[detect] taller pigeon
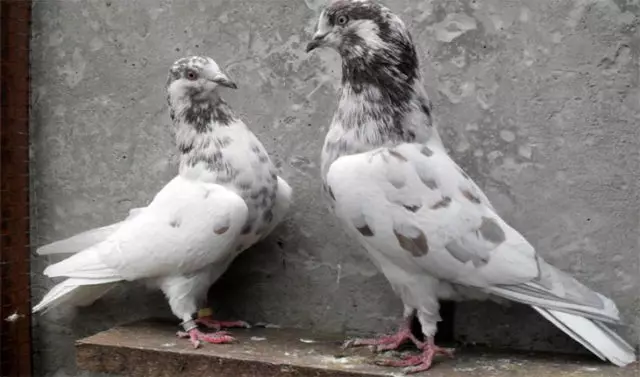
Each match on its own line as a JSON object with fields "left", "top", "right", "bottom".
{"left": 306, "top": 0, "right": 635, "bottom": 372}
{"left": 33, "top": 56, "right": 292, "bottom": 348}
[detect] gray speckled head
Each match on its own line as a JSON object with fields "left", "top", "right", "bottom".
{"left": 166, "top": 56, "right": 236, "bottom": 92}
{"left": 166, "top": 56, "right": 238, "bottom": 130}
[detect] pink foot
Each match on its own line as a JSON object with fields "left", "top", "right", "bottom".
{"left": 375, "top": 338, "right": 455, "bottom": 373}
{"left": 343, "top": 326, "right": 417, "bottom": 352}
{"left": 196, "top": 316, "right": 251, "bottom": 331}
{"left": 176, "top": 328, "right": 235, "bottom": 348}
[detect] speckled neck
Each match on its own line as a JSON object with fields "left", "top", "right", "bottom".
{"left": 320, "top": 79, "right": 435, "bottom": 175}
{"left": 169, "top": 93, "right": 237, "bottom": 134}
{"left": 167, "top": 93, "right": 244, "bottom": 182}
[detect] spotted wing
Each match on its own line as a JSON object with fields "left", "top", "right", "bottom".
{"left": 326, "top": 142, "right": 619, "bottom": 322}
{"left": 326, "top": 143, "right": 535, "bottom": 284}
{"left": 44, "top": 175, "right": 249, "bottom": 281}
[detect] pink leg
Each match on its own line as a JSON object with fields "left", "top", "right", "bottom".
{"left": 343, "top": 319, "right": 419, "bottom": 352}
{"left": 176, "top": 328, "right": 235, "bottom": 348}
{"left": 193, "top": 308, "right": 251, "bottom": 331}
{"left": 375, "top": 337, "right": 455, "bottom": 373}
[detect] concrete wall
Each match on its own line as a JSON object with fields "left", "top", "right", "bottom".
{"left": 31, "top": 0, "right": 639, "bottom": 375}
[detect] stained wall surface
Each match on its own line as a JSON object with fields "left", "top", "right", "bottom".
{"left": 30, "top": 0, "right": 639, "bottom": 375}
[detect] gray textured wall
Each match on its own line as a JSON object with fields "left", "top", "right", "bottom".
{"left": 30, "top": 0, "right": 639, "bottom": 375}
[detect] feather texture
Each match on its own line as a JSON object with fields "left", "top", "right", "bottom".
{"left": 33, "top": 57, "right": 293, "bottom": 336}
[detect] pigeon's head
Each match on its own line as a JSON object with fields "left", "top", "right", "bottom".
{"left": 166, "top": 56, "right": 237, "bottom": 102}
{"left": 305, "top": 0, "right": 413, "bottom": 61}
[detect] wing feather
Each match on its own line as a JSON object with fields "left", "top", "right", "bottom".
{"left": 44, "top": 175, "right": 248, "bottom": 282}
{"left": 326, "top": 142, "right": 620, "bottom": 323}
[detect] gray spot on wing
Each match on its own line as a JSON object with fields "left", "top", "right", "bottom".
{"left": 420, "top": 176, "right": 438, "bottom": 190}
{"left": 445, "top": 240, "right": 489, "bottom": 267}
{"left": 402, "top": 204, "right": 421, "bottom": 212}
{"left": 413, "top": 156, "right": 437, "bottom": 189}
{"left": 386, "top": 190, "right": 422, "bottom": 213}
{"left": 414, "top": 160, "right": 438, "bottom": 189}
{"left": 388, "top": 149, "right": 408, "bottom": 162}
{"left": 352, "top": 213, "right": 374, "bottom": 237}
{"left": 214, "top": 215, "right": 231, "bottom": 235}
{"left": 431, "top": 196, "right": 451, "bottom": 209}
{"left": 214, "top": 225, "right": 230, "bottom": 235}
{"left": 393, "top": 224, "right": 429, "bottom": 257}
{"left": 388, "top": 173, "right": 406, "bottom": 189}
{"left": 357, "top": 225, "right": 374, "bottom": 236}
{"left": 169, "top": 218, "right": 181, "bottom": 228}
{"left": 478, "top": 217, "right": 505, "bottom": 244}
{"left": 461, "top": 189, "right": 481, "bottom": 204}
{"left": 420, "top": 145, "right": 433, "bottom": 157}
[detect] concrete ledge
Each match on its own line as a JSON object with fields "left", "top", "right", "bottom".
{"left": 76, "top": 319, "right": 638, "bottom": 377}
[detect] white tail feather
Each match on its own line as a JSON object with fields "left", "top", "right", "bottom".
{"left": 32, "top": 279, "right": 120, "bottom": 313}
{"left": 43, "top": 246, "right": 121, "bottom": 280}
{"left": 533, "top": 306, "right": 636, "bottom": 367}
{"left": 34, "top": 242, "right": 125, "bottom": 313}
{"left": 37, "top": 208, "right": 144, "bottom": 255}
{"left": 490, "top": 285, "right": 622, "bottom": 325}
{"left": 37, "top": 223, "right": 121, "bottom": 255}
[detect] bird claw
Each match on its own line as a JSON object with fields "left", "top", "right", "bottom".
{"left": 342, "top": 329, "right": 412, "bottom": 352}
{"left": 176, "top": 329, "right": 235, "bottom": 348}
{"left": 374, "top": 341, "right": 455, "bottom": 373}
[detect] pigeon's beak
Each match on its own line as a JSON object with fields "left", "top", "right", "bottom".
{"left": 306, "top": 33, "right": 327, "bottom": 53}
{"left": 210, "top": 73, "right": 237, "bottom": 89}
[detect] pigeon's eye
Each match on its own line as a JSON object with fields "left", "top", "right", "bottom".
{"left": 336, "top": 15, "right": 349, "bottom": 25}
{"left": 186, "top": 70, "right": 198, "bottom": 81}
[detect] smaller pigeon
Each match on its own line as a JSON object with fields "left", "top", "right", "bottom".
{"left": 306, "top": 0, "right": 636, "bottom": 372}
{"left": 33, "top": 56, "right": 293, "bottom": 348}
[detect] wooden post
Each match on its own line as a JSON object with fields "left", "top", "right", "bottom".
{"left": 1, "top": 0, "right": 33, "bottom": 376}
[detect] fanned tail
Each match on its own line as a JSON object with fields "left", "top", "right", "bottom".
{"left": 489, "top": 257, "right": 637, "bottom": 367}
{"left": 533, "top": 307, "right": 636, "bottom": 367}
{"left": 37, "top": 223, "right": 121, "bottom": 255}
{"left": 33, "top": 244, "right": 124, "bottom": 313}
{"left": 37, "top": 208, "right": 143, "bottom": 255}
{"left": 32, "top": 279, "right": 120, "bottom": 313}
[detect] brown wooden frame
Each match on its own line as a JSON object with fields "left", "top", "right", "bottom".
{"left": 1, "top": 0, "right": 33, "bottom": 376}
